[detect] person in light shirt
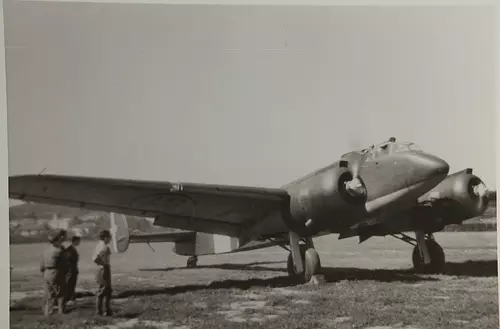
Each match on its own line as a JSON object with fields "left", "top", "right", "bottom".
{"left": 92, "top": 230, "right": 113, "bottom": 316}
{"left": 40, "top": 229, "right": 68, "bottom": 316}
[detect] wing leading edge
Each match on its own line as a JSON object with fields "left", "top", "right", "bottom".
{"left": 9, "top": 174, "right": 290, "bottom": 238}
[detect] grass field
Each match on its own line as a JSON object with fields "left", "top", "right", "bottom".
{"left": 9, "top": 232, "right": 499, "bottom": 329}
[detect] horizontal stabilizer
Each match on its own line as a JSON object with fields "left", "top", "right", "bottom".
{"left": 229, "top": 238, "right": 289, "bottom": 254}
{"left": 110, "top": 212, "right": 288, "bottom": 256}
{"left": 129, "top": 231, "right": 197, "bottom": 244}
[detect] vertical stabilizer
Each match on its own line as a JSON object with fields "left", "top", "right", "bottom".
{"left": 110, "top": 212, "right": 130, "bottom": 253}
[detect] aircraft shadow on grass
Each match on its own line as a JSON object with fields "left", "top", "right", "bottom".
{"left": 9, "top": 260, "right": 497, "bottom": 313}
{"left": 441, "top": 259, "right": 498, "bottom": 277}
{"left": 137, "top": 260, "right": 286, "bottom": 273}
{"left": 109, "top": 259, "right": 497, "bottom": 299}
{"left": 105, "top": 271, "right": 431, "bottom": 300}
{"left": 138, "top": 259, "right": 498, "bottom": 277}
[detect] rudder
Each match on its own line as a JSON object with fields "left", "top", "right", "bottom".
{"left": 110, "top": 212, "right": 130, "bottom": 253}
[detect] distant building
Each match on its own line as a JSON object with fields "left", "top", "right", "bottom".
{"left": 80, "top": 213, "right": 100, "bottom": 221}
{"left": 19, "top": 223, "right": 46, "bottom": 237}
{"left": 11, "top": 218, "right": 48, "bottom": 227}
{"left": 48, "top": 213, "right": 71, "bottom": 230}
{"left": 9, "top": 220, "right": 22, "bottom": 229}
{"left": 70, "top": 222, "right": 96, "bottom": 237}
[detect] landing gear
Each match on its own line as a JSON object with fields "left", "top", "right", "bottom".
{"left": 186, "top": 256, "right": 198, "bottom": 268}
{"left": 392, "top": 232, "right": 445, "bottom": 274}
{"left": 285, "top": 232, "right": 321, "bottom": 284}
{"left": 412, "top": 232, "right": 445, "bottom": 273}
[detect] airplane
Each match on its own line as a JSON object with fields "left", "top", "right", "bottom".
{"left": 8, "top": 137, "right": 491, "bottom": 283}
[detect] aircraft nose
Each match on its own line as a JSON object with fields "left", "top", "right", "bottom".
{"left": 409, "top": 152, "right": 450, "bottom": 178}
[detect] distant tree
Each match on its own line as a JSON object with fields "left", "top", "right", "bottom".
{"left": 9, "top": 210, "right": 18, "bottom": 220}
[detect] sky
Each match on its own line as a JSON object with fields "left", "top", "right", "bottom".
{"left": 4, "top": 3, "right": 497, "bottom": 195}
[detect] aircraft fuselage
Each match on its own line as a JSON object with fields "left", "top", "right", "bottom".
{"left": 280, "top": 140, "right": 450, "bottom": 237}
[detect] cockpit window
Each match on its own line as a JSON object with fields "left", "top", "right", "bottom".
{"left": 366, "top": 142, "right": 423, "bottom": 158}
{"left": 407, "top": 143, "right": 423, "bottom": 152}
{"left": 391, "top": 142, "right": 423, "bottom": 153}
{"left": 391, "top": 143, "right": 409, "bottom": 153}
{"left": 341, "top": 140, "right": 423, "bottom": 160}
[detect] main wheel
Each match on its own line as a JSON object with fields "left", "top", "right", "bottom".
{"left": 412, "top": 239, "right": 445, "bottom": 274}
{"left": 287, "top": 245, "right": 321, "bottom": 284}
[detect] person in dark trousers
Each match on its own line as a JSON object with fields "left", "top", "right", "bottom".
{"left": 92, "top": 230, "right": 113, "bottom": 316}
{"left": 58, "top": 230, "right": 69, "bottom": 306}
{"left": 64, "top": 235, "right": 81, "bottom": 304}
{"left": 40, "top": 229, "right": 67, "bottom": 316}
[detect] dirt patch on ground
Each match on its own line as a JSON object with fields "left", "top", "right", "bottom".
{"left": 10, "top": 290, "right": 44, "bottom": 302}
{"left": 319, "top": 316, "right": 353, "bottom": 326}
{"left": 233, "top": 292, "right": 267, "bottom": 300}
{"left": 365, "top": 324, "right": 420, "bottom": 329}
{"left": 270, "top": 288, "right": 315, "bottom": 296}
{"left": 217, "top": 300, "right": 267, "bottom": 323}
{"left": 216, "top": 299, "right": 291, "bottom": 323}
{"left": 94, "top": 318, "right": 189, "bottom": 329}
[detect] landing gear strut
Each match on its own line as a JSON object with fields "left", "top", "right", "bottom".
{"left": 186, "top": 256, "right": 198, "bottom": 268}
{"left": 412, "top": 232, "right": 445, "bottom": 273}
{"left": 392, "top": 231, "right": 445, "bottom": 274}
{"left": 285, "top": 232, "right": 321, "bottom": 283}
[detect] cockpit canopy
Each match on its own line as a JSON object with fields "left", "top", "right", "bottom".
{"left": 341, "top": 138, "right": 423, "bottom": 160}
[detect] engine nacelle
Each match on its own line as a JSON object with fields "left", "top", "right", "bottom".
{"left": 285, "top": 165, "right": 366, "bottom": 235}
{"left": 418, "top": 168, "right": 490, "bottom": 224}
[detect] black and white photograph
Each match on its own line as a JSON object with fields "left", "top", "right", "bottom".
{"left": 4, "top": 1, "right": 498, "bottom": 328}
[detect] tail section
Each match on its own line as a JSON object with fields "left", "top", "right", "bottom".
{"left": 109, "top": 213, "right": 283, "bottom": 256}
{"left": 174, "top": 233, "right": 240, "bottom": 256}
{"left": 174, "top": 233, "right": 286, "bottom": 255}
{"left": 110, "top": 212, "right": 131, "bottom": 253}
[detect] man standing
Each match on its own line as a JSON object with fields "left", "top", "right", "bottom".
{"left": 92, "top": 230, "right": 113, "bottom": 316}
{"left": 40, "top": 229, "right": 67, "bottom": 316}
{"left": 64, "top": 236, "right": 81, "bottom": 304}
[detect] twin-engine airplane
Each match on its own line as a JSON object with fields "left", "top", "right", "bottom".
{"left": 9, "top": 138, "right": 490, "bottom": 283}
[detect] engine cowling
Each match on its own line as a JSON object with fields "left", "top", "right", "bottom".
{"left": 285, "top": 164, "right": 367, "bottom": 235}
{"left": 418, "top": 169, "right": 490, "bottom": 224}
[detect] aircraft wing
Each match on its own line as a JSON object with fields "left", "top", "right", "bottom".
{"left": 9, "top": 174, "right": 290, "bottom": 238}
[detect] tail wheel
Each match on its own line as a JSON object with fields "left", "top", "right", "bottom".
{"left": 412, "top": 239, "right": 445, "bottom": 274}
{"left": 287, "top": 245, "right": 321, "bottom": 284}
{"left": 186, "top": 256, "right": 198, "bottom": 268}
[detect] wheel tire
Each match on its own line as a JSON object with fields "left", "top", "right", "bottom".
{"left": 412, "top": 239, "right": 445, "bottom": 274}
{"left": 287, "top": 246, "right": 321, "bottom": 284}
